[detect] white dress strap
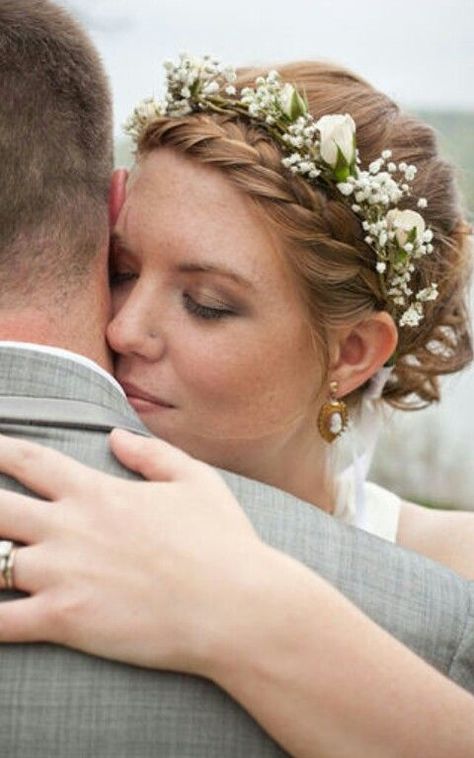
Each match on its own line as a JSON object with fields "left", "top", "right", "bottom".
{"left": 334, "top": 470, "right": 401, "bottom": 543}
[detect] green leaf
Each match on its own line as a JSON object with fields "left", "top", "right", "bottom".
{"left": 407, "top": 227, "right": 418, "bottom": 244}
{"left": 333, "top": 145, "right": 350, "bottom": 182}
{"left": 291, "top": 90, "right": 308, "bottom": 119}
{"left": 395, "top": 249, "right": 408, "bottom": 265}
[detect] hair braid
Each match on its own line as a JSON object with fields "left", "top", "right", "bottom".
{"left": 137, "top": 62, "right": 472, "bottom": 409}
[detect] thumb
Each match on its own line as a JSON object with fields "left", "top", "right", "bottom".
{"left": 109, "top": 429, "right": 198, "bottom": 481}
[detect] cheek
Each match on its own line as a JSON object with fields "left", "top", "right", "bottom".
{"left": 175, "top": 324, "right": 319, "bottom": 434}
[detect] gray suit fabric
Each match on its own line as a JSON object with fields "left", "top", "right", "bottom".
{"left": 0, "top": 347, "right": 472, "bottom": 757}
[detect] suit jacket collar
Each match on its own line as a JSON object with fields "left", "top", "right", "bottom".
{"left": 0, "top": 345, "right": 137, "bottom": 422}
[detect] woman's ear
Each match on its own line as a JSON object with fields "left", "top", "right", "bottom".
{"left": 330, "top": 312, "right": 398, "bottom": 396}
{"left": 108, "top": 168, "right": 129, "bottom": 230}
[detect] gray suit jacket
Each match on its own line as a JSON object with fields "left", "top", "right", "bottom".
{"left": 0, "top": 347, "right": 472, "bottom": 758}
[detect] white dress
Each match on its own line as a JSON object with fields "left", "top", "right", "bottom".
{"left": 334, "top": 470, "right": 402, "bottom": 543}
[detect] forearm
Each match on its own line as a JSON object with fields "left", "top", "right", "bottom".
{"left": 205, "top": 545, "right": 474, "bottom": 758}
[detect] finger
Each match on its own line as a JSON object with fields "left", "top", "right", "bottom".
{"left": 8, "top": 545, "right": 52, "bottom": 594}
{"left": 0, "top": 434, "right": 103, "bottom": 499}
{"left": 0, "top": 490, "right": 53, "bottom": 543}
{"left": 110, "top": 429, "right": 200, "bottom": 482}
{"left": 0, "top": 595, "right": 50, "bottom": 643}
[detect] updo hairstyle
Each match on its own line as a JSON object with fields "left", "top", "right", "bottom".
{"left": 135, "top": 60, "right": 472, "bottom": 410}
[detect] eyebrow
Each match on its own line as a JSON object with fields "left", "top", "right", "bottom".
{"left": 111, "top": 231, "right": 255, "bottom": 291}
{"left": 177, "top": 263, "right": 255, "bottom": 291}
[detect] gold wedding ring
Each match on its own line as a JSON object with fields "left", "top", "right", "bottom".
{"left": 0, "top": 540, "right": 18, "bottom": 590}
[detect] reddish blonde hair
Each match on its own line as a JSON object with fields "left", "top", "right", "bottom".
{"left": 136, "top": 60, "right": 472, "bottom": 409}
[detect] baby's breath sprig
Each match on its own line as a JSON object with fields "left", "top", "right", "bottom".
{"left": 124, "top": 53, "right": 437, "bottom": 328}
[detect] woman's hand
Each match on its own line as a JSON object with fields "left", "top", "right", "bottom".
{"left": 0, "top": 430, "right": 265, "bottom": 674}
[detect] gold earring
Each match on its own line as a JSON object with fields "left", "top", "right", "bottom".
{"left": 317, "top": 380, "right": 348, "bottom": 443}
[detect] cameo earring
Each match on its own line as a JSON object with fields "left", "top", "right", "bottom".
{"left": 317, "top": 381, "right": 348, "bottom": 443}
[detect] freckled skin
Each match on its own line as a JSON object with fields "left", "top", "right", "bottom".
{"left": 107, "top": 148, "right": 330, "bottom": 501}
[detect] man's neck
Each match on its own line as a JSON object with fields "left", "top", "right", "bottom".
{"left": 0, "top": 308, "right": 112, "bottom": 373}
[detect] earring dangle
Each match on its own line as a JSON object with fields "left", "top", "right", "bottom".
{"left": 317, "top": 381, "right": 348, "bottom": 443}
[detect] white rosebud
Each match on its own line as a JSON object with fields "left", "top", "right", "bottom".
{"left": 279, "top": 83, "right": 307, "bottom": 120}
{"left": 422, "top": 229, "right": 433, "bottom": 243}
{"left": 351, "top": 204, "right": 361, "bottom": 212}
{"left": 386, "top": 209, "right": 426, "bottom": 247}
{"left": 376, "top": 261, "right": 387, "bottom": 273}
{"left": 417, "top": 197, "right": 428, "bottom": 209}
{"left": 382, "top": 149, "right": 392, "bottom": 160}
{"left": 315, "top": 113, "right": 356, "bottom": 170}
{"left": 388, "top": 162, "right": 397, "bottom": 173}
{"left": 225, "top": 85, "right": 237, "bottom": 96}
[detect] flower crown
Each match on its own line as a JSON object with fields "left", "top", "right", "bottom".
{"left": 125, "top": 54, "right": 438, "bottom": 328}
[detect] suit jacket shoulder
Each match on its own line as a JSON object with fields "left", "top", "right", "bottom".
{"left": 0, "top": 347, "right": 472, "bottom": 757}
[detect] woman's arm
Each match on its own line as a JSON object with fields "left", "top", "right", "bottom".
{"left": 0, "top": 430, "right": 472, "bottom": 758}
{"left": 398, "top": 500, "right": 474, "bottom": 580}
{"left": 209, "top": 543, "right": 474, "bottom": 758}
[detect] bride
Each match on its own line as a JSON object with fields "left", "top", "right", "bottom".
{"left": 0, "top": 55, "right": 473, "bottom": 756}
{"left": 107, "top": 55, "right": 473, "bottom": 564}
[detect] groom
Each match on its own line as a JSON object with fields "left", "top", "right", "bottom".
{"left": 0, "top": 1, "right": 472, "bottom": 756}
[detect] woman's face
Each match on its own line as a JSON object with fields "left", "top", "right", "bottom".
{"left": 107, "top": 148, "right": 324, "bottom": 470}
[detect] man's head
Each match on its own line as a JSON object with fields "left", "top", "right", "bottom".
{"left": 0, "top": 0, "right": 114, "bottom": 361}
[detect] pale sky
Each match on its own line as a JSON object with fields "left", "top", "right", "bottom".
{"left": 61, "top": 0, "right": 473, "bottom": 135}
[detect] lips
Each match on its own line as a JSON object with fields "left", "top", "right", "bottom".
{"left": 120, "top": 381, "right": 175, "bottom": 409}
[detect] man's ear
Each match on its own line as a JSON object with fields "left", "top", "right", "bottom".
{"left": 109, "top": 168, "right": 128, "bottom": 229}
{"left": 330, "top": 312, "right": 398, "bottom": 397}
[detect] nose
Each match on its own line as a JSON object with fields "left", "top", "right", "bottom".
{"left": 107, "top": 290, "right": 166, "bottom": 362}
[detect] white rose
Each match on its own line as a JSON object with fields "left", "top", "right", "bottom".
{"left": 279, "top": 83, "right": 307, "bottom": 120}
{"left": 315, "top": 114, "right": 356, "bottom": 169}
{"left": 386, "top": 209, "right": 425, "bottom": 247}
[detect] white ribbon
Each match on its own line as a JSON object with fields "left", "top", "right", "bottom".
{"left": 344, "top": 366, "right": 394, "bottom": 529}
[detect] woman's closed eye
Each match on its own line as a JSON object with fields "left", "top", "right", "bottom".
{"left": 183, "top": 293, "right": 236, "bottom": 320}
{"left": 109, "top": 269, "right": 138, "bottom": 287}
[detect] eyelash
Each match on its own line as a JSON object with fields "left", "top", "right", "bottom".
{"left": 109, "top": 270, "right": 136, "bottom": 286}
{"left": 183, "top": 293, "right": 235, "bottom": 321}
{"left": 109, "top": 272, "right": 235, "bottom": 321}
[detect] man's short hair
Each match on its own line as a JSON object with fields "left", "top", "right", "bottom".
{"left": 0, "top": 0, "right": 113, "bottom": 302}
